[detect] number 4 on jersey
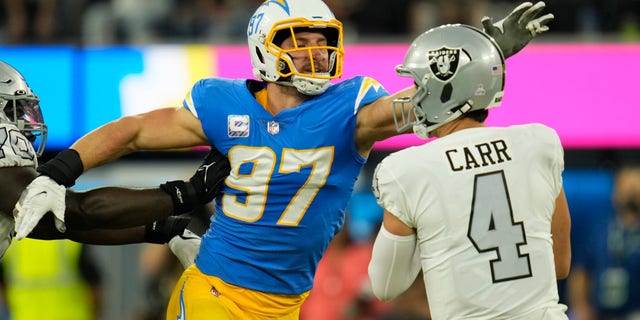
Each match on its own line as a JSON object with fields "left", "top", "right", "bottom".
{"left": 467, "top": 171, "right": 533, "bottom": 283}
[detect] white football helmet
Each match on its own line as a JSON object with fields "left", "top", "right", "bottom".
{"left": 393, "top": 24, "right": 505, "bottom": 138}
{"left": 0, "top": 61, "right": 47, "bottom": 156}
{"left": 247, "top": 0, "right": 344, "bottom": 95}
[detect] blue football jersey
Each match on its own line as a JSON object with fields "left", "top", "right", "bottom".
{"left": 184, "top": 76, "right": 388, "bottom": 294}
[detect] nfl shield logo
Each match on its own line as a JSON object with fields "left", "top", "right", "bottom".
{"left": 429, "top": 47, "right": 460, "bottom": 81}
{"left": 267, "top": 121, "right": 280, "bottom": 135}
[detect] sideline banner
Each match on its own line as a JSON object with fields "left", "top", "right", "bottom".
{"left": 1, "top": 43, "right": 638, "bottom": 150}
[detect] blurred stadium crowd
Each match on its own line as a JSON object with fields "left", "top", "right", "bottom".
{"left": 1, "top": 0, "right": 639, "bottom": 46}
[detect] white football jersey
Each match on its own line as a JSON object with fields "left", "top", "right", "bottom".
{"left": 0, "top": 122, "right": 38, "bottom": 169}
{"left": 373, "top": 124, "right": 568, "bottom": 319}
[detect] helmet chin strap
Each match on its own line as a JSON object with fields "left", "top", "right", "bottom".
{"left": 273, "top": 74, "right": 330, "bottom": 95}
{"left": 275, "top": 51, "right": 334, "bottom": 95}
{"left": 292, "top": 74, "right": 331, "bottom": 95}
{"left": 413, "top": 100, "right": 474, "bottom": 139}
{"left": 413, "top": 124, "right": 430, "bottom": 139}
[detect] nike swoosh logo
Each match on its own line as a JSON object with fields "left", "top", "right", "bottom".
{"left": 180, "top": 234, "right": 200, "bottom": 241}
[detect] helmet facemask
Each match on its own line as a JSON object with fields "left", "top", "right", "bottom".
{"left": 0, "top": 94, "right": 48, "bottom": 156}
{"left": 267, "top": 21, "right": 343, "bottom": 95}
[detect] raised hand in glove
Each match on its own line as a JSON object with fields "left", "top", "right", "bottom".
{"left": 160, "top": 146, "right": 231, "bottom": 215}
{"left": 481, "top": 1, "right": 554, "bottom": 58}
{"left": 13, "top": 176, "right": 67, "bottom": 240}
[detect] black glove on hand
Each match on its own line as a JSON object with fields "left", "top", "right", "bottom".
{"left": 144, "top": 215, "right": 191, "bottom": 244}
{"left": 481, "top": 1, "right": 554, "bottom": 58}
{"left": 160, "top": 146, "right": 231, "bottom": 215}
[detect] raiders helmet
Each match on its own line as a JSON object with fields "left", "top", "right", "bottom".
{"left": 393, "top": 24, "right": 505, "bottom": 138}
{"left": 247, "top": 0, "right": 344, "bottom": 95}
{"left": 0, "top": 61, "right": 47, "bottom": 156}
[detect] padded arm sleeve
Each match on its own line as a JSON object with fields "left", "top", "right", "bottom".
{"left": 368, "top": 225, "right": 421, "bottom": 301}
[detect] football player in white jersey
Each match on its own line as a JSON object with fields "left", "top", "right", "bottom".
{"left": 0, "top": 60, "right": 229, "bottom": 266}
{"left": 368, "top": 24, "right": 571, "bottom": 320}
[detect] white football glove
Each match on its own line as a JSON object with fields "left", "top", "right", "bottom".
{"left": 13, "top": 176, "right": 67, "bottom": 240}
{"left": 481, "top": 1, "right": 554, "bottom": 58}
{"left": 168, "top": 229, "right": 202, "bottom": 269}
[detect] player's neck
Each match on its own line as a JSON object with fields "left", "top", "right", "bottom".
{"left": 434, "top": 118, "right": 485, "bottom": 138}
{"left": 263, "top": 83, "right": 309, "bottom": 115}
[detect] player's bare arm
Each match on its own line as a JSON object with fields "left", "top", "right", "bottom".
{"left": 13, "top": 146, "right": 229, "bottom": 240}
{"left": 551, "top": 187, "right": 571, "bottom": 279}
{"left": 71, "top": 106, "right": 208, "bottom": 172}
{"left": 355, "top": 86, "right": 417, "bottom": 156}
{"left": 0, "top": 166, "right": 173, "bottom": 244}
{"left": 64, "top": 187, "right": 174, "bottom": 230}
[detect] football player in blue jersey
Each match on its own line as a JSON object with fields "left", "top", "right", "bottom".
{"left": 0, "top": 60, "right": 229, "bottom": 267}
{"left": 13, "top": 1, "right": 554, "bottom": 319}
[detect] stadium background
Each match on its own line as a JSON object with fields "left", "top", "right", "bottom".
{"left": 1, "top": 0, "right": 639, "bottom": 319}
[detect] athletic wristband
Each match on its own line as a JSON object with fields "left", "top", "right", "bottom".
{"left": 159, "top": 180, "right": 198, "bottom": 215}
{"left": 36, "top": 149, "right": 84, "bottom": 187}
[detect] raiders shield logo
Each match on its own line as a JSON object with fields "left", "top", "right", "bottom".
{"left": 429, "top": 47, "right": 461, "bottom": 81}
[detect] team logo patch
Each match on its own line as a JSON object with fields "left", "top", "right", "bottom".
{"left": 228, "top": 115, "right": 250, "bottom": 138}
{"left": 267, "top": 121, "right": 280, "bottom": 135}
{"left": 265, "top": 0, "right": 290, "bottom": 15}
{"left": 429, "top": 47, "right": 461, "bottom": 81}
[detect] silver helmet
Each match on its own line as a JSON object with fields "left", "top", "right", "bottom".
{"left": 393, "top": 24, "right": 505, "bottom": 138}
{"left": 247, "top": 0, "right": 344, "bottom": 95}
{"left": 0, "top": 61, "right": 47, "bottom": 156}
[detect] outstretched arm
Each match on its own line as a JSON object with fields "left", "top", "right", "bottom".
{"left": 0, "top": 166, "right": 181, "bottom": 245}
{"left": 11, "top": 106, "right": 213, "bottom": 237}
{"left": 65, "top": 187, "right": 174, "bottom": 230}
{"left": 12, "top": 146, "right": 230, "bottom": 240}
{"left": 71, "top": 106, "right": 208, "bottom": 172}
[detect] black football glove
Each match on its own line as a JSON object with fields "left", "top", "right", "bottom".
{"left": 144, "top": 215, "right": 192, "bottom": 244}
{"left": 481, "top": 1, "right": 554, "bottom": 58}
{"left": 160, "top": 146, "right": 231, "bottom": 215}
{"left": 167, "top": 207, "right": 210, "bottom": 268}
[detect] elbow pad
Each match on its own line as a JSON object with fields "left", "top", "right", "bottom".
{"left": 368, "top": 226, "right": 421, "bottom": 301}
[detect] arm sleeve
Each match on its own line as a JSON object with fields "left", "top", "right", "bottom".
{"left": 368, "top": 225, "right": 421, "bottom": 301}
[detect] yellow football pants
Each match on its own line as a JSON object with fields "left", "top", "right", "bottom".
{"left": 166, "top": 265, "right": 309, "bottom": 320}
